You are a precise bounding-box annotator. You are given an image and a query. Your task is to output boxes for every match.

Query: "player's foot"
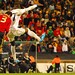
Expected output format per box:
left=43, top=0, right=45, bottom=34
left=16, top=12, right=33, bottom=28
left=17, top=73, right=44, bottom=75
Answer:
left=40, top=33, right=46, bottom=42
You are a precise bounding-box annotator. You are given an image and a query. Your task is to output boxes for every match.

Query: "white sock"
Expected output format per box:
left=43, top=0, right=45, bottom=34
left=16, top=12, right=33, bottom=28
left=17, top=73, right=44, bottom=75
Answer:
left=27, top=28, right=41, bottom=41
left=11, top=46, right=16, bottom=60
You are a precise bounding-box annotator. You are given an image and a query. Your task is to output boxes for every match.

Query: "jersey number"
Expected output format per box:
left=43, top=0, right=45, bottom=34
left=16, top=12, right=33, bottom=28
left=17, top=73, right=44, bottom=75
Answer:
left=0, top=16, right=7, bottom=23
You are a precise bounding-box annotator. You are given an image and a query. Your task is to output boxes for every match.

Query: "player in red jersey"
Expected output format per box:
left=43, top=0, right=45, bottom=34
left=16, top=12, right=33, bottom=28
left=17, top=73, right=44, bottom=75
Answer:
left=0, top=11, right=12, bottom=61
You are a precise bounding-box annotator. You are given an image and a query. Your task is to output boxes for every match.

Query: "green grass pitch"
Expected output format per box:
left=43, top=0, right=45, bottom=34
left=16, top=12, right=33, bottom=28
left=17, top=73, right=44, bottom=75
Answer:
left=0, top=73, right=75, bottom=75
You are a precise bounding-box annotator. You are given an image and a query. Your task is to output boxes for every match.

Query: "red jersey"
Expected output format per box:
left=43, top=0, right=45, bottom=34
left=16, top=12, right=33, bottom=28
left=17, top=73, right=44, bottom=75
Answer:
left=53, top=28, right=60, bottom=37
left=0, top=14, right=11, bottom=33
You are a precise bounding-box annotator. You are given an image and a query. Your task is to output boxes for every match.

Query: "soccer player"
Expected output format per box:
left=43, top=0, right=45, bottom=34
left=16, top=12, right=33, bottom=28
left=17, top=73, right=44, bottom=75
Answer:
left=0, top=11, right=12, bottom=61
left=7, top=5, right=45, bottom=60
left=7, top=5, right=41, bottom=42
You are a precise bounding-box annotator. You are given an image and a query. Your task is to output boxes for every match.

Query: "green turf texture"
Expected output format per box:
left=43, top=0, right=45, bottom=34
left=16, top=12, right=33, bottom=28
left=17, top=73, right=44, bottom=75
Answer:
left=0, top=73, right=75, bottom=75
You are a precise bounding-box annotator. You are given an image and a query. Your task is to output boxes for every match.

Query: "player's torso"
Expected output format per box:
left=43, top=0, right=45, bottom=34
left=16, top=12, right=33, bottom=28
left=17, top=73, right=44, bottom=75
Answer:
left=0, top=14, right=10, bottom=32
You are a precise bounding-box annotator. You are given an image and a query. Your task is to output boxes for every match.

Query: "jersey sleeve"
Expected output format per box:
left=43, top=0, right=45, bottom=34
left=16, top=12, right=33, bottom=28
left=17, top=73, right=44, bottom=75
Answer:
left=5, top=18, right=11, bottom=33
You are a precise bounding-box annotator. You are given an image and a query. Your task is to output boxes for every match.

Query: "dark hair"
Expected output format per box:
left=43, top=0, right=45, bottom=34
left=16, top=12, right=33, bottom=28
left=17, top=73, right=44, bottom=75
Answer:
left=56, top=55, right=59, bottom=57
left=5, top=11, right=12, bottom=17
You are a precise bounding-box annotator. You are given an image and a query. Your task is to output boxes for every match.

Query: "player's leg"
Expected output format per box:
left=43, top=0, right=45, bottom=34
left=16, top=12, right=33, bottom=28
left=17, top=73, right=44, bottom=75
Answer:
left=7, top=31, right=16, bottom=60
left=0, top=38, right=3, bottom=54
left=9, top=38, right=16, bottom=60
left=0, top=32, right=4, bottom=62
left=9, top=24, right=45, bottom=42
left=26, top=28, right=46, bottom=42
left=10, top=40, right=16, bottom=60
left=11, top=5, right=37, bottom=15
left=7, top=26, right=25, bottom=61
left=26, top=28, right=41, bottom=41
left=9, top=27, right=41, bottom=41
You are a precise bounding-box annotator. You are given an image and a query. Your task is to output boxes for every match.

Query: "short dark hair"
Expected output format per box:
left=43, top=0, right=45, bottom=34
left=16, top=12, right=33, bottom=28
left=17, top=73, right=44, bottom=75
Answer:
left=56, top=55, right=59, bottom=57
left=5, top=11, right=12, bottom=17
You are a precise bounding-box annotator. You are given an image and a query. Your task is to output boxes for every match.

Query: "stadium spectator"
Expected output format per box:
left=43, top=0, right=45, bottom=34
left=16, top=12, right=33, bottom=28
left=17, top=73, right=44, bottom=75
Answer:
left=47, top=42, right=54, bottom=53
left=0, top=58, right=7, bottom=73
left=0, top=11, right=12, bottom=62
left=40, top=42, right=47, bottom=52
left=22, top=53, right=31, bottom=73
left=62, top=39, right=69, bottom=53
left=60, top=27, right=65, bottom=37
left=53, top=26, right=61, bottom=38
left=57, top=40, right=62, bottom=53
left=47, top=55, right=61, bottom=73
left=8, top=54, right=19, bottom=73
left=19, top=59, right=29, bottom=73
left=6, top=0, right=15, bottom=9
left=70, top=27, right=75, bottom=37
left=47, top=26, right=54, bottom=39
left=29, top=55, right=36, bottom=72
left=28, top=18, right=35, bottom=30
left=49, top=3, right=55, bottom=11
left=64, top=26, right=71, bottom=40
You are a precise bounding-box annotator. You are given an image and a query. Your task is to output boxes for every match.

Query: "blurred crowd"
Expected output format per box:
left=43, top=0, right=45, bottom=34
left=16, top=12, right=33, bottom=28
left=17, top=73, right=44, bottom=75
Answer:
left=0, top=0, right=15, bottom=10
left=0, top=0, right=75, bottom=53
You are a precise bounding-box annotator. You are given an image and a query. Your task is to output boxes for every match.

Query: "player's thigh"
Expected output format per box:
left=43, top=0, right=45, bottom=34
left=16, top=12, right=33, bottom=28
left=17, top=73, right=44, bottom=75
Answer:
left=15, top=28, right=25, bottom=36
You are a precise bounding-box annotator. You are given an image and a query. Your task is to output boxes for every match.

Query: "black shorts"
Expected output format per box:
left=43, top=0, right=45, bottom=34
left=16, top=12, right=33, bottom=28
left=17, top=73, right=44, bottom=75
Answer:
left=55, top=63, right=60, bottom=68
left=0, top=32, right=4, bottom=45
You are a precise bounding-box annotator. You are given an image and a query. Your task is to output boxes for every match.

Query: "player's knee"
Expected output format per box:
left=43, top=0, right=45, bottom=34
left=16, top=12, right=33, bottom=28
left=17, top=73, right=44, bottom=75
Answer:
left=10, top=41, right=15, bottom=46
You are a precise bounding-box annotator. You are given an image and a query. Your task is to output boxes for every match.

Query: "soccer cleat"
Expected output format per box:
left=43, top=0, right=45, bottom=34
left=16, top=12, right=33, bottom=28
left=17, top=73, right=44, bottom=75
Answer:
left=40, top=33, right=46, bottom=42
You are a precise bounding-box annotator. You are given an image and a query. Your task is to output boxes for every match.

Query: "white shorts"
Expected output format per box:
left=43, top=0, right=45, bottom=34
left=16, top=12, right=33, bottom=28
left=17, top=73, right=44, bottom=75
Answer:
left=7, top=26, right=25, bottom=42
left=11, top=26, right=25, bottom=36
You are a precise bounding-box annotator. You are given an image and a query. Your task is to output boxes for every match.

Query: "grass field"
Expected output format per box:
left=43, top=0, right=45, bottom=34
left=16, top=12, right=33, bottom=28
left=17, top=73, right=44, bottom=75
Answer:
left=0, top=73, right=75, bottom=75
